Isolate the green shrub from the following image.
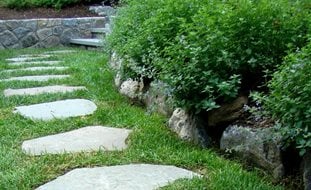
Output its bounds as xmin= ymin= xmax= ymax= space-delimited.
xmin=263 ymin=42 xmax=311 ymax=155
xmin=3 ymin=0 xmax=110 ymax=9
xmin=108 ymin=0 xmax=310 ymax=113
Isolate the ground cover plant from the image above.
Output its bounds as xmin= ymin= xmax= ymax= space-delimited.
xmin=0 ymin=48 xmax=283 ymax=189
xmin=108 ymin=0 xmax=310 ymax=114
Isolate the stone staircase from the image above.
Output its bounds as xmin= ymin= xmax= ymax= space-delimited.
xmin=69 ymin=5 xmax=114 ymax=48
xmin=69 ymin=24 xmax=109 ymax=48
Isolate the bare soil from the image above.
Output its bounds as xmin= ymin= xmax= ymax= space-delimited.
xmin=0 ymin=5 xmax=99 ymax=20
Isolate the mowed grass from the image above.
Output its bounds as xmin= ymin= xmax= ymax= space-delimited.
xmin=0 ymin=48 xmax=283 ymax=190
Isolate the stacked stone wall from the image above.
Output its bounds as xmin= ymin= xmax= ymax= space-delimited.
xmin=0 ymin=17 xmax=105 ymax=49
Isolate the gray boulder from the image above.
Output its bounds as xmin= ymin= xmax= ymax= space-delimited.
xmin=302 ymin=151 xmax=311 ymax=190
xmin=169 ymin=108 xmax=210 ymax=147
xmin=119 ymin=79 xmax=143 ymax=100
xmin=144 ymin=80 xmax=174 ymax=117
xmin=220 ymin=125 xmax=284 ymax=179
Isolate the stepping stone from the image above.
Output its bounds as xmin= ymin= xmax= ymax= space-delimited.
xmin=0 ymin=66 xmax=69 ymax=73
xmin=8 ymin=61 xmax=62 ymax=66
xmin=45 ymin=50 xmax=77 ymax=54
xmin=36 ymin=164 xmax=200 ymax=190
xmin=14 ymin=99 xmax=97 ymax=121
xmin=19 ymin=54 xmax=51 ymax=58
xmin=22 ymin=126 xmax=132 ymax=155
xmin=6 ymin=55 xmax=51 ymax=62
xmin=0 ymin=75 xmax=70 ymax=82
xmin=4 ymin=85 xmax=86 ymax=97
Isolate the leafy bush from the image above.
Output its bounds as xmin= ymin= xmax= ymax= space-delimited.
xmin=3 ymin=0 xmax=109 ymax=9
xmin=108 ymin=0 xmax=310 ymax=113
xmin=263 ymin=42 xmax=311 ymax=155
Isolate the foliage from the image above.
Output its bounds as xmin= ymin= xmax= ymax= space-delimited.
xmin=108 ymin=0 xmax=310 ymax=113
xmin=2 ymin=0 xmax=110 ymax=9
xmin=263 ymin=42 xmax=311 ymax=155
xmin=0 ymin=48 xmax=282 ymax=189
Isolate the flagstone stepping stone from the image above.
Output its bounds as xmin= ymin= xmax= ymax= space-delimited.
xmin=36 ymin=164 xmax=201 ymax=190
xmin=4 ymin=85 xmax=86 ymax=97
xmin=45 ymin=50 xmax=77 ymax=54
xmin=6 ymin=55 xmax=51 ymax=62
xmin=22 ymin=126 xmax=132 ymax=155
xmin=8 ymin=61 xmax=62 ymax=66
xmin=0 ymin=75 xmax=70 ymax=82
xmin=1 ymin=66 xmax=69 ymax=73
xmin=14 ymin=99 xmax=97 ymax=121
xmin=19 ymin=54 xmax=51 ymax=58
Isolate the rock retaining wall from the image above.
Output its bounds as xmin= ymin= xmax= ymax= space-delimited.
xmin=0 ymin=17 xmax=105 ymax=49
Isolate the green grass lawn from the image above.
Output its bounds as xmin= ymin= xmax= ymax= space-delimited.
xmin=0 ymin=48 xmax=283 ymax=189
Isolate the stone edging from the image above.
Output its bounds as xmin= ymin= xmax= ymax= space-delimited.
xmin=0 ymin=17 xmax=105 ymax=49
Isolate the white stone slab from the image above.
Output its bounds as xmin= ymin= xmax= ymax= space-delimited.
xmin=45 ymin=50 xmax=77 ymax=54
xmin=6 ymin=55 xmax=51 ymax=62
xmin=1 ymin=66 xmax=69 ymax=73
xmin=22 ymin=126 xmax=132 ymax=155
xmin=0 ymin=75 xmax=70 ymax=82
xmin=8 ymin=61 xmax=62 ymax=66
xmin=4 ymin=85 xmax=86 ymax=97
xmin=19 ymin=54 xmax=51 ymax=58
xmin=36 ymin=164 xmax=201 ymax=190
xmin=14 ymin=99 xmax=97 ymax=121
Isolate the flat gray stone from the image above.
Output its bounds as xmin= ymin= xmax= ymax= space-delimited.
xmin=44 ymin=50 xmax=77 ymax=54
xmin=1 ymin=66 xmax=69 ymax=73
xmin=0 ymin=75 xmax=70 ymax=82
xmin=8 ymin=61 xmax=62 ymax=66
xmin=4 ymin=85 xmax=86 ymax=97
xmin=22 ymin=126 xmax=132 ymax=155
xmin=36 ymin=164 xmax=200 ymax=190
xmin=6 ymin=55 xmax=51 ymax=62
xmin=14 ymin=99 xmax=97 ymax=121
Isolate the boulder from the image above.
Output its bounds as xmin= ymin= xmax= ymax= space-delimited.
xmin=220 ymin=125 xmax=284 ymax=179
xmin=119 ymin=79 xmax=143 ymax=100
xmin=169 ymin=108 xmax=210 ymax=147
xmin=208 ymin=96 xmax=248 ymax=127
xmin=302 ymin=151 xmax=311 ymax=190
xmin=144 ymin=80 xmax=174 ymax=117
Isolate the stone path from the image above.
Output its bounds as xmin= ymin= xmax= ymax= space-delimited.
xmin=0 ymin=75 xmax=70 ymax=82
xmin=36 ymin=164 xmax=200 ymax=190
xmin=0 ymin=66 xmax=69 ymax=73
xmin=8 ymin=60 xmax=62 ymax=66
xmin=1 ymin=51 xmax=200 ymax=189
xmin=22 ymin=126 xmax=132 ymax=155
xmin=14 ymin=99 xmax=97 ymax=121
xmin=4 ymin=85 xmax=86 ymax=97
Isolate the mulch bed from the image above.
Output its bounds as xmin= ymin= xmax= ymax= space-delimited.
xmin=0 ymin=5 xmax=99 ymax=20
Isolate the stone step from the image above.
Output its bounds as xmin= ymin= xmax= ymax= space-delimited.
xmin=1 ymin=66 xmax=69 ymax=73
xmin=8 ymin=60 xmax=62 ymax=66
xmin=69 ymin=38 xmax=103 ymax=47
xmin=36 ymin=164 xmax=200 ymax=190
xmin=0 ymin=75 xmax=70 ymax=82
xmin=4 ymin=85 xmax=86 ymax=97
xmin=90 ymin=28 xmax=109 ymax=34
xmin=14 ymin=99 xmax=97 ymax=121
xmin=22 ymin=126 xmax=132 ymax=155
xmin=90 ymin=28 xmax=110 ymax=38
